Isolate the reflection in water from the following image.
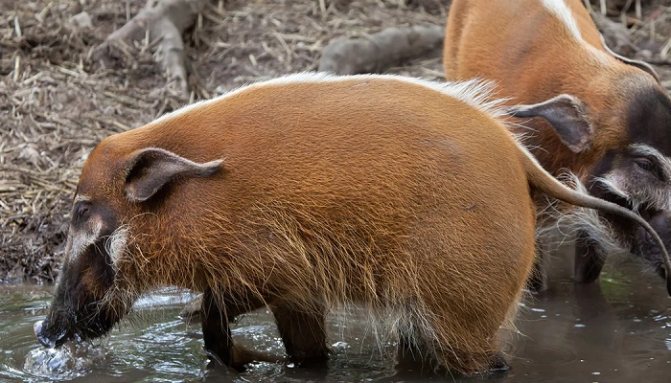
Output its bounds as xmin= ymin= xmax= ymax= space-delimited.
xmin=1 ymin=252 xmax=670 ymax=382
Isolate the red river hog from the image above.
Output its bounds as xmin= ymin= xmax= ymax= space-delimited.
xmin=35 ymin=73 xmax=670 ymax=375
xmin=445 ymin=0 xmax=671 ymax=291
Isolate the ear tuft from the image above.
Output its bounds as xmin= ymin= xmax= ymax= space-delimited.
xmin=505 ymin=94 xmax=594 ymax=153
xmin=124 ymin=148 xmax=223 ymax=203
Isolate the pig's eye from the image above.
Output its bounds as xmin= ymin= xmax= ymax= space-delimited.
xmin=73 ymin=202 xmax=91 ymax=222
xmin=634 ymin=157 xmax=664 ymax=181
xmin=634 ymin=157 xmax=653 ymax=171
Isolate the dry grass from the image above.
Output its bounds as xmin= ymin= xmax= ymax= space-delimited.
xmin=0 ymin=0 xmax=669 ymax=283
xmin=0 ymin=0 xmax=448 ymax=283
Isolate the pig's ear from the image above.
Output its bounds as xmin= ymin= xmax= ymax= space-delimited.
xmin=124 ymin=148 xmax=222 ymax=203
xmin=505 ymin=94 xmax=594 ymax=153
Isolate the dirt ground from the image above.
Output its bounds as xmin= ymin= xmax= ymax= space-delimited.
xmin=1 ymin=0 xmax=670 ymax=283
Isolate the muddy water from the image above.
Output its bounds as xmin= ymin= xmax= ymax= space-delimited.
xmin=1 ymin=257 xmax=670 ymax=382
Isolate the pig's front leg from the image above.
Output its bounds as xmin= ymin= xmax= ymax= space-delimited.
xmin=201 ymin=288 xmax=280 ymax=371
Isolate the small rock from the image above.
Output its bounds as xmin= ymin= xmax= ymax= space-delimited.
xmin=637 ymin=49 xmax=653 ymax=60
xmin=69 ymin=11 xmax=92 ymax=30
xmin=19 ymin=144 xmax=42 ymax=167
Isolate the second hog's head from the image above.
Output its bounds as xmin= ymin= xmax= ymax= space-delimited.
xmin=507 ymin=80 xmax=671 ymax=280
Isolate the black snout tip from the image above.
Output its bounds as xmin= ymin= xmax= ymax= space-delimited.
xmin=33 ymin=320 xmax=52 ymax=348
xmin=33 ymin=319 xmax=66 ymax=348
xmin=666 ymin=272 xmax=671 ymax=297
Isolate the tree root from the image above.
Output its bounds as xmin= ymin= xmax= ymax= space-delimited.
xmin=318 ymin=25 xmax=444 ymax=75
xmin=93 ymin=0 xmax=208 ymax=96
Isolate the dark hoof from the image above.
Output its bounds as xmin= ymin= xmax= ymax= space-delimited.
xmin=204 ymin=345 xmax=282 ymax=372
xmin=289 ymin=351 xmax=329 ymax=368
xmin=527 ymin=274 xmax=547 ymax=294
xmin=488 ymin=353 xmax=510 ymax=374
xmin=205 ymin=357 xmax=247 ymax=373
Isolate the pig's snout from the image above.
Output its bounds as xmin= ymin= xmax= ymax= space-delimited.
xmin=33 ymin=319 xmax=43 ymax=337
xmin=34 ymin=318 xmax=67 ymax=348
xmin=33 ymin=319 xmax=50 ymax=347
xmin=636 ymin=210 xmax=671 ymax=280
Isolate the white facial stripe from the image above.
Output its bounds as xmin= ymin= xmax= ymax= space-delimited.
xmin=539 ymin=0 xmax=610 ymax=63
xmin=599 ymin=149 xmax=671 ymax=211
xmin=630 ymin=143 xmax=659 ymax=154
xmin=593 ymin=176 xmax=630 ymax=200
xmin=68 ymin=220 xmax=102 ymax=263
xmin=629 ymin=143 xmax=665 ymax=157
xmin=629 ymin=144 xmax=671 ymax=176
xmin=105 ymin=227 xmax=129 ymax=270
xmin=74 ymin=195 xmax=91 ymax=204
